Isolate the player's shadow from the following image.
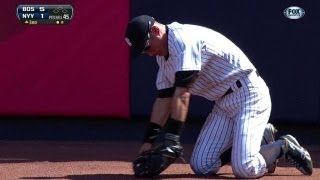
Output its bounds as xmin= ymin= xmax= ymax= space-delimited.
xmin=19 ymin=173 xmax=308 ymax=180
xmin=20 ymin=173 xmax=236 ymax=179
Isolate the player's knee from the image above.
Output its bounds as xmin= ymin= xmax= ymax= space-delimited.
xmin=190 ymin=158 xmax=220 ymax=176
xmin=232 ymin=162 xmax=264 ymax=178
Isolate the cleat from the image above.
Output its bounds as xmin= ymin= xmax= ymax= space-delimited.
xmin=280 ymin=135 xmax=313 ymax=175
xmin=261 ymin=123 xmax=278 ymax=145
xmin=261 ymin=123 xmax=278 ymax=173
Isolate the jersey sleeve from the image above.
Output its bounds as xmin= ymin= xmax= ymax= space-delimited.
xmin=168 ymin=22 xmax=202 ymax=72
xmin=156 ymin=57 xmax=174 ymax=90
xmin=178 ymin=40 xmax=202 ymax=71
xmin=156 ymin=70 xmax=174 ymax=90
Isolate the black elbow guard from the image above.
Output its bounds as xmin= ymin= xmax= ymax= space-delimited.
xmin=174 ymin=70 xmax=199 ymax=87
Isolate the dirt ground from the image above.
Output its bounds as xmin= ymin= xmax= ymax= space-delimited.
xmin=0 ymin=141 xmax=318 ymax=180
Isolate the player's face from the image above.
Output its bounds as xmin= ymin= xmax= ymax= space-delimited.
xmin=143 ymin=32 xmax=166 ymax=57
xmin=142 ymin=33 xmax=151 ymax=53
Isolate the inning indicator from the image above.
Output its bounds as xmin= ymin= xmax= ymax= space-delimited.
xmin=16 ymin=4 xmax=74 ymax=25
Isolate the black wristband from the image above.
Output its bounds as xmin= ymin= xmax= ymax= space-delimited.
xmin=166 ymin=118 xmax=184 ymax=136
xmin=163 ymin=118 xmax=185 ymax=144
xmin=143 ymin=122 xmax=162 ymax=144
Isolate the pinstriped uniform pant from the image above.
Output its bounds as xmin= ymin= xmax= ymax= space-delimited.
xmin=190 ymin=74 xmax=271 ymax=178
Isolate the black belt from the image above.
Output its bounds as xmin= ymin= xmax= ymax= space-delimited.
xmin=221 ymin=71 xmax=259 ymax=98
xmin=222 ymin=80 xmax=242 ymax=98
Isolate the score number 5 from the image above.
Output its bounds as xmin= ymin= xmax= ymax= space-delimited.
xmin=40 ymin=6 xmax=45 ymax=19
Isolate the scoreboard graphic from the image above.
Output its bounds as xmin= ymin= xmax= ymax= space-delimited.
xmin=16 ymin=4 xmax=74 ymax=25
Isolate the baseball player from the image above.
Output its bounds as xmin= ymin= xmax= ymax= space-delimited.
xmin=125 ymin=15 xmax=313 ymax=178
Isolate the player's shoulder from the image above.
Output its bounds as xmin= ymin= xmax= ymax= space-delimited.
xmin=168 ymin=22 xmax=216 ymax=37
xmin=168 ymin=22 xmax=202 ymax=31
xmin=167 ymin=22 xmax=182 ymax=27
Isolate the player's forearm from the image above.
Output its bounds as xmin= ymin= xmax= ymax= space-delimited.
xmin=170 ymin=87 xmax=191 ymax=122
xmin=144 ymin=88 xmax=190 ymax=145
xmin=150 ymin=97 xmax=172 ymax=127
xmin=142 ymin=97 xmax=171 ymax=144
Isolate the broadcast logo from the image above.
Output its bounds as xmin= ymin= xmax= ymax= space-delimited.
xmin=284 ymin=6 xmax=305 ymax=19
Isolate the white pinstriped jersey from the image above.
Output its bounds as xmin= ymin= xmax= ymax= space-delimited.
xmin=156 ymin=22 xmax=258 ymax=101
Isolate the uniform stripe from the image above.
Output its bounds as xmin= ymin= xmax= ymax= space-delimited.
xmin=190 ymin=106 xmax=234 ymax=175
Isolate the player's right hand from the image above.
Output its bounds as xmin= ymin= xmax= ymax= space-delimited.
xmin=138 ymin=142 xmax=153 ymax=154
